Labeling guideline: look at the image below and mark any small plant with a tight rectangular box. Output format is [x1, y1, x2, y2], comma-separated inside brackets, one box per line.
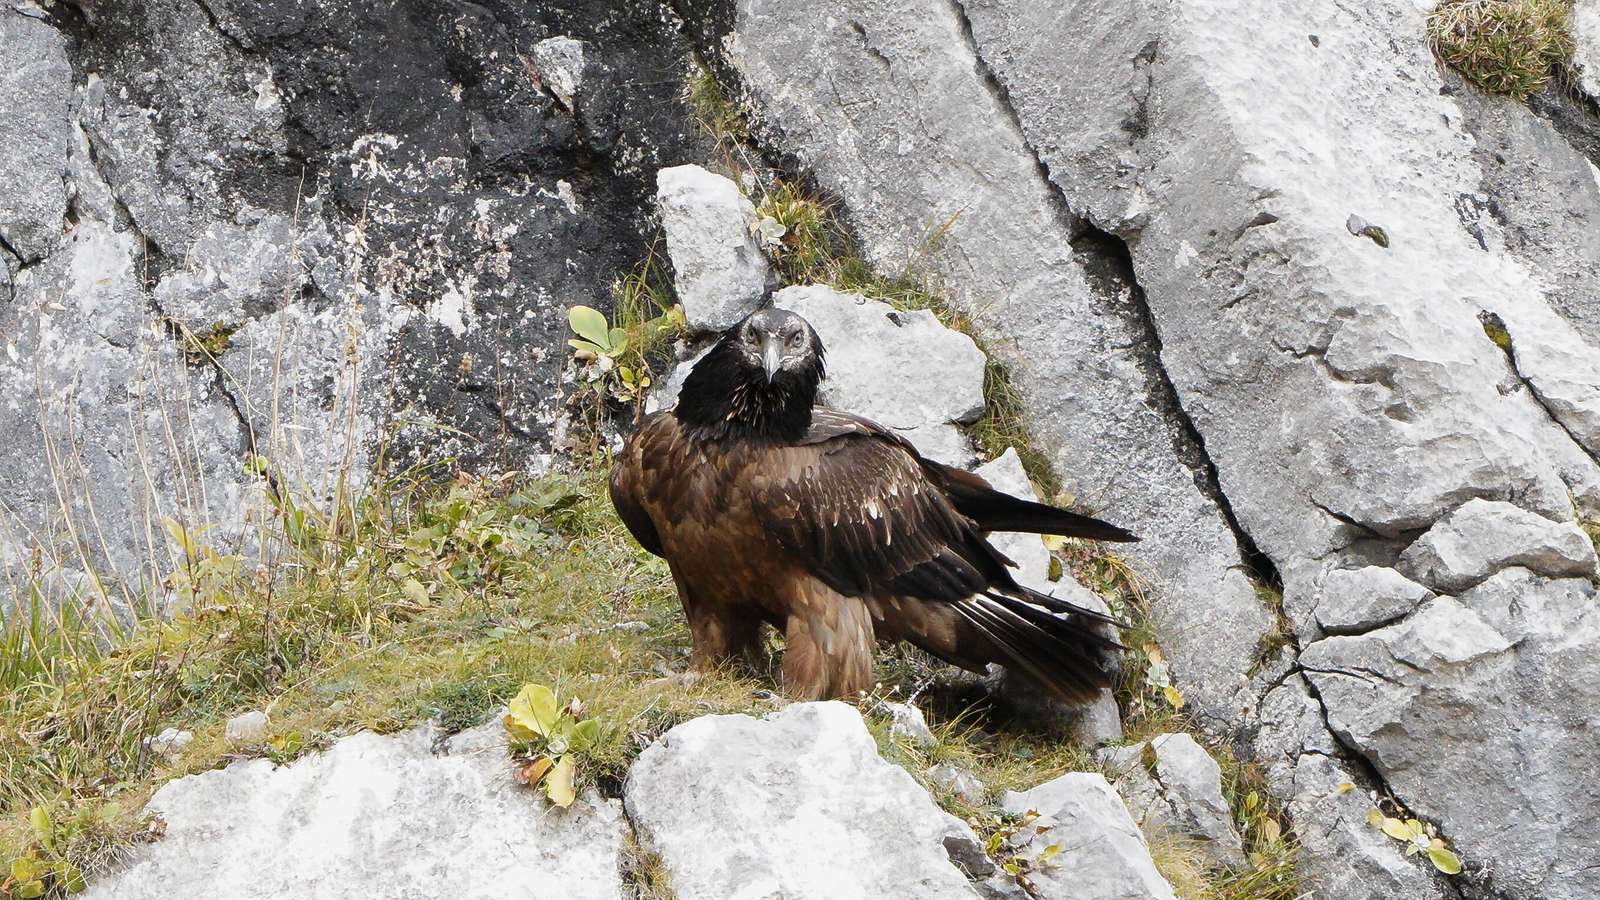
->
[1427, 0, 1576, 99]
[754, 183, 837, 284]
[503, 683, 605, 809]
[175, 320, 238, 366]
[3, 807, 90, 898]
[682, 63, 746, 142]
[1367, 807, 1463, 875]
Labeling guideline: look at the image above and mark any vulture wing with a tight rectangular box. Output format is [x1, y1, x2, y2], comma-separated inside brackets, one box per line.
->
[608, 412, 667, 558]
[753, 408, 1125, 702]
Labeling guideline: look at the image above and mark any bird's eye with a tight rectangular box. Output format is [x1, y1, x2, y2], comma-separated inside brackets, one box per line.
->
[787, 332, 804, 349]
[743, 330, 760, 346]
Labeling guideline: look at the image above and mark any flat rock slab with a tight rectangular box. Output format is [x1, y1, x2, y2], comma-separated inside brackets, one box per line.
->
[1397, 498, 1598, 594]
[624, 701, 978, 900]
[83, 722, 627, 900]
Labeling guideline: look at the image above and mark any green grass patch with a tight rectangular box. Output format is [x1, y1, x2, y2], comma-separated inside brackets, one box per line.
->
[1428, 0, 1576, 99]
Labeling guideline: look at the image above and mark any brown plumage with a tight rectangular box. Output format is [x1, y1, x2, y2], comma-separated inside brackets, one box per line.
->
[609, 308, 1138, 702]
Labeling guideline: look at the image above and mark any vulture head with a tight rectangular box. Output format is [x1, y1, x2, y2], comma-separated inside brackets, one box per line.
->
[676, 307, 826, 442]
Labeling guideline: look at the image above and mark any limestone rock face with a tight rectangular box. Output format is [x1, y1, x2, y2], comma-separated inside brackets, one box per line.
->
[82, 722, 628, 900]
[999, 772, 1176, 900]
[657, 164, 771, 332]
[1576, 0, 1600, 100]
[624, 701, 980, 900]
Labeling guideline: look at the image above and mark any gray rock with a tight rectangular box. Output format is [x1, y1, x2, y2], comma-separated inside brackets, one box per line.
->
[532, 37, 587, 110]
[1313, 566, 1433, 635]
[223, 710, 269, 746]
[723, 0, 1271, 727]
[1576, 0, 1600, 100]
[1099, 734, 1244, 869]
[0, 10, 70, 262]
[1285, 753, 1446, 900]
[774, 284, 987, 426]
[999, 772, 1176, 900]
[926, 763, 987, 804]
[940, 812, 995, 877]
[625, 701, 979, 899]
[1397, 498, 1598, 593]
[1302, 570, 1600, 899]
[83, 722, 627, 900]
[656, 165, 770, 333]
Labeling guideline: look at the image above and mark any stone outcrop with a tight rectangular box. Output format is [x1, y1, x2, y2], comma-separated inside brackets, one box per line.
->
[999, 772, 1176, 900]
[657, 164, 771, 332]
[1100, 733, 1244, 869]
[83, 721, 629, 900]
[625, 701, 982, 899]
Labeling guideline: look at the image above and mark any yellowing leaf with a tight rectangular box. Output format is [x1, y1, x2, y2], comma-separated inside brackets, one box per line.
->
[1143, 643, 1164, 665]
[1366, 808, 1385, 828]
[1260, 817, 1282, 846]
[1428, 845, 1463, 875]
[1381, 816, 1416, 842]
[1162, 685, 1185, 709]
[12, 857, 39, 882]
[1036, 843, 1064, 867]
[515, 756, 554, 787]
[544, 754, 576, 808]
[1336, 782, 1355, 794]
[18, 879, 46, 899]
[507, 683, 560, 739]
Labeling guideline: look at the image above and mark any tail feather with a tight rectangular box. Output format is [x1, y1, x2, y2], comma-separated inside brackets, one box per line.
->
[946, 590, 1121, 704]
[937, 465, 1138, 543]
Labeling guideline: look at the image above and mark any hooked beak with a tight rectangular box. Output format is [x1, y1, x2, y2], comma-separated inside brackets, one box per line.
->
[761, 336, 782, 383]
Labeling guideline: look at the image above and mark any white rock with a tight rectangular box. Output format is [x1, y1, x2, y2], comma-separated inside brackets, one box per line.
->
[774, 284, 987, 427]
[624, 701, 979, 899]
[881, 700, 937, 749]
[1313, 566, 1433, 634]
[532, 37, 586, 110]
[0, 11, 71, 262]
[999, 772, 1176, 900]
[83, 721, 627, 899]
[223, 710, 268, 746]
[655, 165, 770, 332]
[1575, 0, 1600, 100]
[1398, 499, 1598, 593]
[926, 763, 986, 804]
[148, 728, 194, 758]
[1099, 733, 1245, 869]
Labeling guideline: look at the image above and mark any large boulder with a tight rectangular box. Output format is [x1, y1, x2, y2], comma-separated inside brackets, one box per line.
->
[624, 701, 981, 899]
[999, 772, 1176, 900]
[82, 721, 628, 900]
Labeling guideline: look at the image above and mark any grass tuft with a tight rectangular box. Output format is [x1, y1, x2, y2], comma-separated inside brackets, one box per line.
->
[1428, 0, 1576, 99]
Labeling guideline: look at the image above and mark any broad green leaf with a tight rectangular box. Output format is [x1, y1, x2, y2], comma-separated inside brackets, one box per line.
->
[569, 718, 602, 752]
[18, 879, 46, 899]
[29, 806, 52, 847]
[567, 338, 608, 357]
[508, 683, 560, 738]
[607, 327, 629, 354]
[1428, 845, 1463, 875]
[545, 755, 576, 808]
[11, 857, 38, 882]
[568, 306, 610, 346]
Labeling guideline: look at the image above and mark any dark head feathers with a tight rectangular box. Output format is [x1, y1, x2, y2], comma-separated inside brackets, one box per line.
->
[676, 308, 826, 443]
